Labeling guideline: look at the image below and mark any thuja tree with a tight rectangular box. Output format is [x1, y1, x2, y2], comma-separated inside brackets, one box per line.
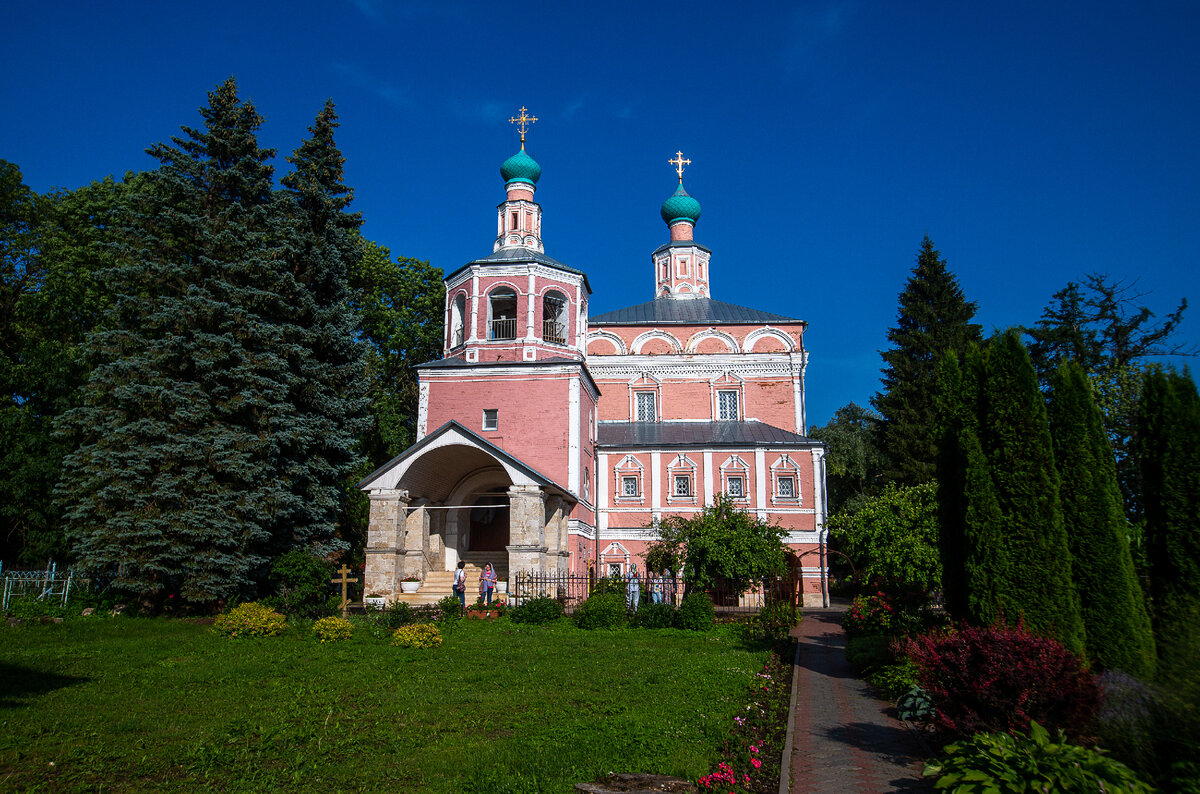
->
[1048, 359, 1155, 677]
[1136, 368, 1200, 685]
[58, 79, 356, 605]
[644, 494, 788, 593]
[937, 333, 1084, 654]
[873, 236, 982, 485]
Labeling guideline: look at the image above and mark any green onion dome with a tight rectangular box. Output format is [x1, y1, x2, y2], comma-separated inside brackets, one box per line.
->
[660, 183, 702, 225]
[500, 148, 542, 185]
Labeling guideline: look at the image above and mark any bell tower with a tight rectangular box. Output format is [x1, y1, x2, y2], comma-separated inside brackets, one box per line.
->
[494, 107, 545, 253]
[652, 151, 711, 299]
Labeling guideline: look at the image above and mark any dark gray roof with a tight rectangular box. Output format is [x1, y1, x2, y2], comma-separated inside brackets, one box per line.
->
[597, 421, 820, 448]
[590, 297, 802, 326]
[445, 247, 592, 293]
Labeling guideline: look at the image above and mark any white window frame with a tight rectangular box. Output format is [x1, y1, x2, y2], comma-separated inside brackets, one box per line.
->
[482, 409, 499, 431]
[673, 474, 692, 497]
[635, 391, 657, 422]
[770, 454, 801, 504]
[726, 475, 745, 498]
[667, 454, 698, 504]
[614, 455, 644, 504]
[621, 476, 639, 497]
[717, 389, 739, 420]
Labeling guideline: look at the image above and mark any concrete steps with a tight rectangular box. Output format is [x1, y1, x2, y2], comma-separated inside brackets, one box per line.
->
[389, 556, 510, 606]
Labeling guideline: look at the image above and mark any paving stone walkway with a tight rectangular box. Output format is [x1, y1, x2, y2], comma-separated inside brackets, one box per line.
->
[785, 608, 930, 793]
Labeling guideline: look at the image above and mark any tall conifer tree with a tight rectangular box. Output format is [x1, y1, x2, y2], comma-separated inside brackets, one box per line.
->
[59, 79, 294, 604]
[874, 236, 982, 485]
[1136, 368, 1200, 683]
[1049, 359, 1155, 676]
[276, 101, 370, 555]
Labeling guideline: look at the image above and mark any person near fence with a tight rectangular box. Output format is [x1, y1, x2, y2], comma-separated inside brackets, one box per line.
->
[651, 571, 663, 605]
[625, 564, 640, 611]
[453, 560, 467, 607]
[479, 562, 497, 605]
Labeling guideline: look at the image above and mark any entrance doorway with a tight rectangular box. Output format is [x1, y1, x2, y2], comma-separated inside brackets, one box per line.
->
[468, 494, 509, 551]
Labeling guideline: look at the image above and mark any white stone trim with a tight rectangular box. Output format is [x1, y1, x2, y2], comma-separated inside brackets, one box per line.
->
[585, 329, 629, 355]
[743, 326, 796, 353]
[630, 329, 684, 355]
[569, 377, 581, 497]
[686, 328, 741, 353]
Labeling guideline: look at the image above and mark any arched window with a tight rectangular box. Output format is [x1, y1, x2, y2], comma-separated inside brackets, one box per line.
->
[487, 287, 518, 340]
[543, 290, 568, 344]
[451, 293, 467, 347]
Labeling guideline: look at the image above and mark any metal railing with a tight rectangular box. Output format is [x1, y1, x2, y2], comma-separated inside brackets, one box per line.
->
[489, 317, 517, 340]
[2, 561, 74, 610]
[511, 571, 798, 614]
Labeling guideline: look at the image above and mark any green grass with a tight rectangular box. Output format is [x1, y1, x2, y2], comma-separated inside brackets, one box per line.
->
[0, 617, 772, 792]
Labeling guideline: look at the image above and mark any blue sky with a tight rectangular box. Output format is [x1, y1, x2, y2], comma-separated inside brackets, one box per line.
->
[3, 1, 1198, 427]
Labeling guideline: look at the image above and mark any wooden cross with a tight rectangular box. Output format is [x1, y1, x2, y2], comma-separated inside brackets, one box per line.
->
[509, 106, 538, 148]
[331, 565, 359, 619]
[669, 150, 691, 183]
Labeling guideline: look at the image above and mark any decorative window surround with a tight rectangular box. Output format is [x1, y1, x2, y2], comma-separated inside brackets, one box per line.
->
[667, 453, 698, 504]
[770, 454, 801, 505]
[720, 454, 750, 502]
[614, 454, 643, 504]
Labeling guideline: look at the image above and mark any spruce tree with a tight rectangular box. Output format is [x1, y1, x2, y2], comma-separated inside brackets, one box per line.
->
[874, 236, 982, 485]
[1048, 359, 1155, 676]
[276, 100, 370, 555]
[59, 79, 293, 604]
[1136, 368, 1200, 684]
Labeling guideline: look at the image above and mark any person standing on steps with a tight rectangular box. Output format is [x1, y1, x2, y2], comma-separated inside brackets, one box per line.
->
[479, 562, 497, 606]
[453, 560, 467, 608]
[626, 563, 641, 612]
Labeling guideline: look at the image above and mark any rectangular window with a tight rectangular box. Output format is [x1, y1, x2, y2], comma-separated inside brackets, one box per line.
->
[718, 390, 739, 420]
[482, 409, 498, 431]
[777, 475, 795, 498]
[727, 476, 744, 497]
[636, 392, 657, 422]
[621, 476, 639, 497]
[673, 474, 691, 497]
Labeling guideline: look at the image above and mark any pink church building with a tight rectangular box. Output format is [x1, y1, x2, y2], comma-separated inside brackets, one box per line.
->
[359, 120, 829, 605]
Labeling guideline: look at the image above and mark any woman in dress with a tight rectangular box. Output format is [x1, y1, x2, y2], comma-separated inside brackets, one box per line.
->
[479, 562, 498, 606]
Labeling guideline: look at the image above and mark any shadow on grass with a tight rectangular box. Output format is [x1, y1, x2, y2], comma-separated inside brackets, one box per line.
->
[0, 662, 90, 708]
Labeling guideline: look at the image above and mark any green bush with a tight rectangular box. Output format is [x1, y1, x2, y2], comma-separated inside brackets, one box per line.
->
[312, 616, 352, 643]
[574, 592, 626, 630]
[867, 659, 921, 699]
[509, 597, 563, 625]
[436, 595, 463, 628]
[754, 600, 800, 639]
[924, 721, 1155, 793]
[844, 634, 895, 674]
[676, 592, 714, 631]
[630, 602, 676, 629]
[380, 600, 415, 629]
[391, 623, 442, 649]
[213, 602, 287, 637]
[266, 550, 335, 618]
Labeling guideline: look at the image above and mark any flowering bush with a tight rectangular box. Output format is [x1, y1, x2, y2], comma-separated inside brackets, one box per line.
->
[392, 623, 442, 649]
[902, 620, 1100, 739]
[312, 616, 352, 643]
[212, 602, 287, 637]
[841, 593, 894, 637]
[697, 649, 790, 793]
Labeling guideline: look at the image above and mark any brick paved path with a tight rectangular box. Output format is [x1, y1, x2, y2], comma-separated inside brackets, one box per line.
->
[786, 609, 930, 793]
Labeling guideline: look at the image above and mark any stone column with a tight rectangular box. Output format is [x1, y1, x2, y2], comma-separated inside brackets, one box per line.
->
[428, 505, 447, 569]
[401, 502, 431, 580]
[365, 488, 410, 598]
[507, 485, 548, 574]
[545, 496, 571, 577]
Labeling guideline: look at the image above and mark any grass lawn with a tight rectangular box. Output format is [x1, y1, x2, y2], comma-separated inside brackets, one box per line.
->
[0, 616, 774, 792]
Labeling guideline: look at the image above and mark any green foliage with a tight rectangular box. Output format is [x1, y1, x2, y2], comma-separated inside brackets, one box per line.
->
[508, 596, 563, 625]
[378, 600, 415, 628]
[753, 600, 800, 640]
[896, 686, 934, 723]
[867, 660, 921, 700]
[267, 550, 335, 618]
[808, 402, 888, 512]
[630, 602, 676, 629]
[645, 494, 787, 593]
[842, 594, 896, 637]
[827, 482, 940, 591]
[436, 595, 463, 627]
[1136, 367, 1200, 686]
[873, 236, 982, 485]
[312, 616, 352, 643]
[1048, 359, 1155, 676]
[937, 333, 1084, 654]
[213, 602, 288, 638]
[574, 592, 626, 630]
[844, 635, 895, 674]
[391, 622, 442, 649]
[924, 721, 1155, 794]
[676, 591, 715, 631]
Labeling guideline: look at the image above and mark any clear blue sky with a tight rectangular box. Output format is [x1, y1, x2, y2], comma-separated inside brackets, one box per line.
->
[4, 1, 1198, 427]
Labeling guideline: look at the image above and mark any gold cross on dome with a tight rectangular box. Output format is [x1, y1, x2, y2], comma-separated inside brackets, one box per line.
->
[669, 150, 691, 183]
[509, 106, 538, 148]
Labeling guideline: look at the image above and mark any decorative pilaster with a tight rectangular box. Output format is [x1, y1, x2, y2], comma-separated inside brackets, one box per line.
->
[507, 484, 548, 573]
[401, 503, 432, 580]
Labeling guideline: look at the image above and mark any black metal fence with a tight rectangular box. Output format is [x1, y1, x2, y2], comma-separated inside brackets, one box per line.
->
[511, 571, 799, 615]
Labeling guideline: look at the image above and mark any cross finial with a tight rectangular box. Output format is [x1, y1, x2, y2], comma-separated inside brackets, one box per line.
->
[509, 106, 538, 149]
[669, 150, 691, 183]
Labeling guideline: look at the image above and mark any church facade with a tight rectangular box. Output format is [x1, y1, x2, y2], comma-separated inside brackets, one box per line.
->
[359, 115, 829, 605]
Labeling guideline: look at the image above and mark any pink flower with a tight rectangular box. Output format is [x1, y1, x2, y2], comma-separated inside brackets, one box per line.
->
[751, 758, 762, 769]
[750, 745, 759, 753]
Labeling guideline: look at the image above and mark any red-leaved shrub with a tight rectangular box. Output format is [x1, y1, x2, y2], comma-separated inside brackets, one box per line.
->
[901, 620, 1100, 740]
